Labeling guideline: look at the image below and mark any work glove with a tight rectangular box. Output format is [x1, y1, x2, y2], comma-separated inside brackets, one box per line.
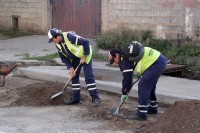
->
[121, 95, 128, 101]
[133, 72, 141, 79]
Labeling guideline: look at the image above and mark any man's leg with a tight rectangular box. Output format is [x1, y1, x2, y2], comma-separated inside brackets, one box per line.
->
[128, 55, 167, 120]
[83, 60, 101, 107]
[148, 84, 158, 114]
[64, 62, 82, 105]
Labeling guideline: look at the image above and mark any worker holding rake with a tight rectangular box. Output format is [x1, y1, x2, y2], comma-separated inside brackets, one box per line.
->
[109, 41, 167, 120]
[48, 28, 101, 107]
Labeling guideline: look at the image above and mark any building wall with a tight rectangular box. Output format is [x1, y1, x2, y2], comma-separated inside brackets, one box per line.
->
[102, 0, 200, 41]
[0, 0, 200, 41]
[0, 0, 51, 34]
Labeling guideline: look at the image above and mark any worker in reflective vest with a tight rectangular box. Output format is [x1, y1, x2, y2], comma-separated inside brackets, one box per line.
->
[48, 28, 101, 107]
[109, 41, 167, 120]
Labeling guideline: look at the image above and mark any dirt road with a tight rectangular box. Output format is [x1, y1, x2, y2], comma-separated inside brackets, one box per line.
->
[0, 76, 168, 133]
[0, 34, 200, 132]
[1, 76, 200, 133]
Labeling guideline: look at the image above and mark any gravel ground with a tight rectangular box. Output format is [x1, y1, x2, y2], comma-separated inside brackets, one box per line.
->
[0, 76, 169, 133]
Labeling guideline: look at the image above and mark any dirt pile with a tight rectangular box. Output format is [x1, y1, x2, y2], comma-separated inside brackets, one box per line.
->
[140, 100, 200, 133]
[11, 81, 67, 106]
[1, 77, 200, 132]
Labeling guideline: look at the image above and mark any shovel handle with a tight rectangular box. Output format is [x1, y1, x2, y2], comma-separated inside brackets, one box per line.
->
[0, 63, 20, 87]
[61, 63, 82, 92]
[126, 78, 140, 96]
[8, 63, 19, 73]
[115, 78, 140, 112]
[0, 75, 5, 87]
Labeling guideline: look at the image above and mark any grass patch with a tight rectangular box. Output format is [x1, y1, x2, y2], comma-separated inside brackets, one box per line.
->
[23, 53, 59, 61]
[23, 48, 108, 62]
[15, 51, 30, 58]
[0, 29, 30, 38]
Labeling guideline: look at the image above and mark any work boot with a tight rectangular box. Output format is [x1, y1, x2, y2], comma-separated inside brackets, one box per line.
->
[127, 113, 147, 121]
[64, 90, 80, 105]
[89, 89, 101, 107]
[148, 107, 158, 114]
[64, 97, 80, 105]
[91, 98, 101, 107]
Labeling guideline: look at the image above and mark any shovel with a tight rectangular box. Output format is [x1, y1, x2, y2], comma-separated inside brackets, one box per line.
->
[0, 63, 21, 87]
[107, 78, 140, 117]
[51, 63, 81, 100]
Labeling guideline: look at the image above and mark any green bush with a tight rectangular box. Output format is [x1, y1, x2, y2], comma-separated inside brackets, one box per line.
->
[141, 30, 152, 42]
[0, 29, 30, 38]
[144, 39, 172, 56]
[95, 27, 200, 71]
[96, 25, 142, 49]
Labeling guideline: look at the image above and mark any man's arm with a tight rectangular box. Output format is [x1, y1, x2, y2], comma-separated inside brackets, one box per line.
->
[58, 52, 72, 69]
[121, 59, 134, 95]
[67, 33, 90, 55]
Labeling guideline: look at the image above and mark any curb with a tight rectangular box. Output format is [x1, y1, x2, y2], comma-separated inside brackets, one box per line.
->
[13, 66, 191, 105]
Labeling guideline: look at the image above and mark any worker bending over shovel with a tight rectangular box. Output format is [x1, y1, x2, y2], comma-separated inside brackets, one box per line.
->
[109, 41, 167, 120]
[48, 28, 101, 107]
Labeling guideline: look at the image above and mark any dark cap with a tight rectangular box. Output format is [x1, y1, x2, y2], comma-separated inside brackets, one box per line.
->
[47, 28, 60, 43]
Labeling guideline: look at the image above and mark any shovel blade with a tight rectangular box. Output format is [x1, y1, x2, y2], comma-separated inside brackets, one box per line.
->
[51, 91, 63, 100]
[107, 108, 125, 118]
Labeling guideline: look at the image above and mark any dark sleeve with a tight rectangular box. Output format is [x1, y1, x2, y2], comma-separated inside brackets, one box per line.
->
[121, 59, 134, 95]
[67, 33, 90, 55]
[58, 52, 72, 69]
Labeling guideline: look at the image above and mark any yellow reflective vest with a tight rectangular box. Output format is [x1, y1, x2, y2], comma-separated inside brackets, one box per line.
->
[134, 47, 160, 74]
[55, 32, 92, 64]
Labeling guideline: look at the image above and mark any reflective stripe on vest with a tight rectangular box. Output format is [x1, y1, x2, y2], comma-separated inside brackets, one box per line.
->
[134, 47, 160, 74]
[56, 32, 92, 64]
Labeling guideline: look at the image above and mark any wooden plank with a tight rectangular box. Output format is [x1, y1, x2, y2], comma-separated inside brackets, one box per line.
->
[164, 64, 186, 74]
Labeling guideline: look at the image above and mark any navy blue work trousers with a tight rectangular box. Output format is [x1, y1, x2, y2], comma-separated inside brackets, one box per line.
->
[137, 54, 167, 116]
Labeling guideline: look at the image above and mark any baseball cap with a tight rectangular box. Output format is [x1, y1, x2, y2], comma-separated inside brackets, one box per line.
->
[48, 28, 60, 43]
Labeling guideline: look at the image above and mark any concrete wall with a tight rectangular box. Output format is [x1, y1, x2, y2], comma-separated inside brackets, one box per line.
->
[102, 0, 200, 41]
[0, 0, 200, 41]
[0, 0, 51, 34]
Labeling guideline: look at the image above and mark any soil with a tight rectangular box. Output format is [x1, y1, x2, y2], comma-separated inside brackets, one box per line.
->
[0, 76, 200, 132]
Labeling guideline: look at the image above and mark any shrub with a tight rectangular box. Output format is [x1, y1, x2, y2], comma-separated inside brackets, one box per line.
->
[95, 26, 200, 71]
[96, 25, 142, 50]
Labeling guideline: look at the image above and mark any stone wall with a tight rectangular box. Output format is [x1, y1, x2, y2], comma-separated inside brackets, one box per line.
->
[102, 0, 200, 41]
[0, 0, 51, 34]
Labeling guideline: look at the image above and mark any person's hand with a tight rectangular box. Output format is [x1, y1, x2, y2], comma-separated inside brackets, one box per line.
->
[69, 67, 76, 78]
[133, 72, 141, 79]
[121, 95, 128, 101]
[80, 55, 86, 64]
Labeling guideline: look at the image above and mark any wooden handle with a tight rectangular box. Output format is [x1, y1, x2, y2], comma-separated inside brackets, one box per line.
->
[0, 75, 5, 87]
[0, 63, 20, 87]
[9, 63, 21, 73]
[61, 63, 82, 92]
